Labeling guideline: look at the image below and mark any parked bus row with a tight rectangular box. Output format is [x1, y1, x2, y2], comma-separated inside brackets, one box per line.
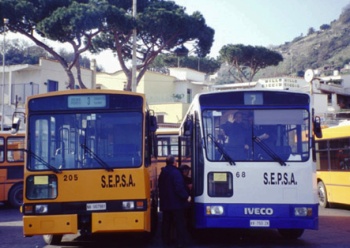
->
[10, 88, 350, 245]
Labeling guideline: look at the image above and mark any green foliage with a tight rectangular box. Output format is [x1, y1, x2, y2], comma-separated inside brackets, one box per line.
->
[339, 4, 350, 24]
[307, 27, 315, 35]
[320, 24, 331, 30]
[149, 54, 220, 74]
[0, 0, 113, 89]
[174, 45, 189, 57]
[219, 44, 283, 82]
[36, 1, 107, 42]
[1, 0, 214, 91]
[0, 39, 93, 70]
[0, 39, 48, 65]
[92, 0, 214, 90]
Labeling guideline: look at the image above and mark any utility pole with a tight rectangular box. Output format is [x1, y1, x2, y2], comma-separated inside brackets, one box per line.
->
[1, 18, 8, 130]
[131, 0, 137, 92]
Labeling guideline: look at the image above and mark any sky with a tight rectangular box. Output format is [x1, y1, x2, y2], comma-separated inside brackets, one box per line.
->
[98, 0, 350, 72]
[6, 0, 350, 73]
[174, 0, 350, 57]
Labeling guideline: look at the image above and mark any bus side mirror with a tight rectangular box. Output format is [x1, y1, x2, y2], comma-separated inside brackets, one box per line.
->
[313, 116, 322, 138]
[149, 116, 158, 132]
[184, 118, 193, 136]
[11, 117, 21, 134]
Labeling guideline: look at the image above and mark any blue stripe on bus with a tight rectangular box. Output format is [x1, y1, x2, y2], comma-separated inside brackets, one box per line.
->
[194, 203, 318, 230]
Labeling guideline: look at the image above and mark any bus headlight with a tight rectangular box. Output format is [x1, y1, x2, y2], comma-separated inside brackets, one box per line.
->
[35, 204, 48, 214]
[206, 205, 224, 215]
[294, 207, 312, 216]
[122, 201, 135, 210]
[121, 200, 146, 210]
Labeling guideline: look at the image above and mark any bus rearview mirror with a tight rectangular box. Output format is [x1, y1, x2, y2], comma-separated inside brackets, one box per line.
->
[314, 116, 322, 138]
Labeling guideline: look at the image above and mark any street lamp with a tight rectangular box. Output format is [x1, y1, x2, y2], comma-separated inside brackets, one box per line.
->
[1, 18, 8, 130]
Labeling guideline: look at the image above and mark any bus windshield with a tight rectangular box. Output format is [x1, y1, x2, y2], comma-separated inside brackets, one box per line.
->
[203, 109, 309, 162]
[28, 111, 142, 170]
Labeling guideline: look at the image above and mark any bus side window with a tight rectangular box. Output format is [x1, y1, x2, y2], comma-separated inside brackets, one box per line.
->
[335, 139, 350, 170]
[157, 137, 169, 157]
[0, 137, 4, 162]
[6, 138, 25, 162]
[0, 146, 3, 162]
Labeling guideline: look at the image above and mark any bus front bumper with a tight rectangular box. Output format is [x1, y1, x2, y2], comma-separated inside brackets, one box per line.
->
[23, 212, 149, 236]
[194, 203, 319, 230]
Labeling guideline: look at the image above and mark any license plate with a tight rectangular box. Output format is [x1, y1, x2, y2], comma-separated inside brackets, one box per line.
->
[86, 202, 107, 211]
[250, 220, 270, 227]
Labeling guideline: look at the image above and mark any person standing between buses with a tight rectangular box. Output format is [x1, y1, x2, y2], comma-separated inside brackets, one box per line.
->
[158, 155, 191, 247]
[178, 164, 192, 194]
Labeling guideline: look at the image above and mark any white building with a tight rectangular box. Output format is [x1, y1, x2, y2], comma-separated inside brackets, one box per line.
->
[96, 67, 212, 126]
[3, 57, 350, 129]
[210, 75, 350, 125]
[0, 58, 95, 129]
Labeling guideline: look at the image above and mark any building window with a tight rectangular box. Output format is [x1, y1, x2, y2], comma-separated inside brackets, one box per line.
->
[47, 80, 58, 92]
[157, 115, 164, 124]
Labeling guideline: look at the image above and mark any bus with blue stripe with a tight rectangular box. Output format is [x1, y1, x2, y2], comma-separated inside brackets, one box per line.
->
[179, 89, 322, 239]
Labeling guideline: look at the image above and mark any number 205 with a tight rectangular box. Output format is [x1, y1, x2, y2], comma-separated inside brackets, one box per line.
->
[63, 174, 78, 181]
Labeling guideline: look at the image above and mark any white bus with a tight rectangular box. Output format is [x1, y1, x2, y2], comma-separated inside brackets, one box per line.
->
[179, 89, 322, 239]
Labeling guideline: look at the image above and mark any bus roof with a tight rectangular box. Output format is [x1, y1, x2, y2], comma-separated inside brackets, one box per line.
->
[0, 131, 25, 136]
[317, 123, 350, 140]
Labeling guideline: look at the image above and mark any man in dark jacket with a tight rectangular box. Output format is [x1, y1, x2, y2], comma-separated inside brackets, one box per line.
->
[158, 155, 190, 247]
[221, 112, 250, 160]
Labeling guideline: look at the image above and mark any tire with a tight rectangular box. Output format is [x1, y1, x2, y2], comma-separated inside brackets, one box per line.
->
[8, 183, 23, 208]
[43, 234, 63, 245]
[278, 228, 304, 239]
[318, 181, 329, 208]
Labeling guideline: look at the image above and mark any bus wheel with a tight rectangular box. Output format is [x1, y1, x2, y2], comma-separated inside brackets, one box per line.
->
[8, 183, 23, 208]
[43, 234, 63, 245]
[318, 181, 329, 208]
[278, 228, 304, 239]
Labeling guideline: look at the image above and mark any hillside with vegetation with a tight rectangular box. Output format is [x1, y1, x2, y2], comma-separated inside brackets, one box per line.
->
[255, 4, 350, 79]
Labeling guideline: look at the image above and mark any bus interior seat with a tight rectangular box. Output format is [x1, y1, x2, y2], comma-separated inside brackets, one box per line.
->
[114, 144, 141, 165]
[277, 145, 292, 160]
[115, 144, 139, 154]
[64, 154, 75, 169]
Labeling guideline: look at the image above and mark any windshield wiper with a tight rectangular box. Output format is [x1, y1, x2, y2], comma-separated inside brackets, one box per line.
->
[208, 134, 235, 165]
[25, 149, 62, 173]
[253, 136, 286, 166]
[81, 143, 113, 172]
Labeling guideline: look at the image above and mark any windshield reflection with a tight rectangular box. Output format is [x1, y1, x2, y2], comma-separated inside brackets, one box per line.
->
[204, 109, 309, 162]
[28, 112, 142, 171]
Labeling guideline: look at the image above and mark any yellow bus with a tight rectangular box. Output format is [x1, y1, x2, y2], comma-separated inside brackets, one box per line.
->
[315, 123, 350, 208]
[154, 127, 191, 176]
[155, 127, 179, 166]
[0, 132, 25, 208]
[15, 90, 158, 245]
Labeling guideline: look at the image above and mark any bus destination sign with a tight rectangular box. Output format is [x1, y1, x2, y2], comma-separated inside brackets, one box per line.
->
[68, 95, 106, 108]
